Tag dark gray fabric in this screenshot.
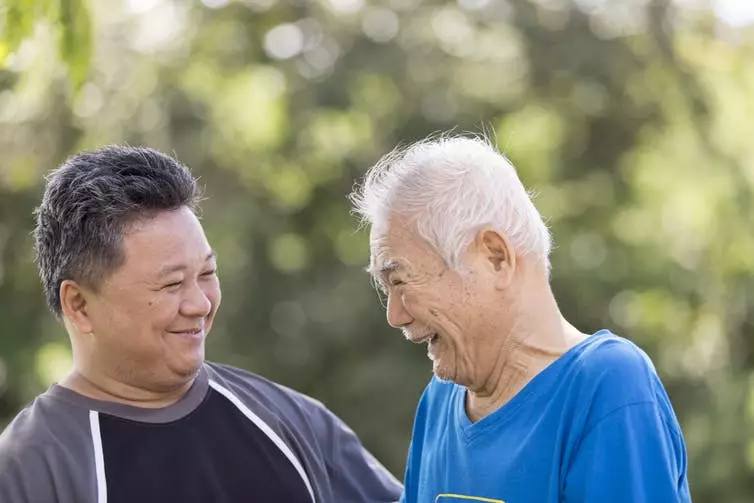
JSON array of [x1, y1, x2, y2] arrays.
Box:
[[0, 362, 402, 503], [47, 362, 210, 423], [0, 384, 98, 503]]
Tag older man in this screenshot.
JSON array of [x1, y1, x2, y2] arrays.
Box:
[[350, 136, 691, 502], [0, 146, 401, 503]]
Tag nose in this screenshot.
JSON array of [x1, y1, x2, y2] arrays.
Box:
[[181, 282, 213, 318], [386, 292, 413, 328]]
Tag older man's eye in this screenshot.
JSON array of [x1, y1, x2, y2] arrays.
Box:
[[391, 279, 405, 287], [163, 281, 182, 290]]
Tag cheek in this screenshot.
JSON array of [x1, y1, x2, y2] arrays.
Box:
[[206, 282, 222, 313], [136, 294, 182, 330], [435, 296, 474, 338], [92, 294, 147, 329], [400, 290, 431, 317], [91, 301, 155, 349], [402, 286, 449, 318]]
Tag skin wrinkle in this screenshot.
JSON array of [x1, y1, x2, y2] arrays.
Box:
[[370, 216, 587, 423]]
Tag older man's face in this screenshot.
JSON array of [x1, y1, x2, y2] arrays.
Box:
[[369, 218, 504, 388], [81, 206, 221, 390]]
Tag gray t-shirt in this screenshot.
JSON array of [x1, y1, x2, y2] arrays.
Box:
[[0, 362, 402, 502]]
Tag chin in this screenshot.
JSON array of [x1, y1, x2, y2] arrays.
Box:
[[183, 359, 204, 374], [434, 363, 474, 388], [432, 361, 458, 384], [173, 352, 205, 378]]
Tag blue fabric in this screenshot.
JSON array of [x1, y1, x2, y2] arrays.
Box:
[[400, 330, 691, 503]]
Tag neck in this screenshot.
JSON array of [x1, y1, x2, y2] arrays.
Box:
[[59, 367, 196, 409], [465, 295, 587, 422]]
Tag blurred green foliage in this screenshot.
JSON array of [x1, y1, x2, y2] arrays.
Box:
[[0, 0, 92, 90], [2, 0, 754, 501]]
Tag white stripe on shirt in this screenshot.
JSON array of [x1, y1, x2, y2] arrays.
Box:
[[208, 380, 315, 502], [89, 410, 108, 503]]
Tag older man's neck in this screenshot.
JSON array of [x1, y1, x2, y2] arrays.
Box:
[[60, 368, 196, 408], [466, 315, 588, 423]]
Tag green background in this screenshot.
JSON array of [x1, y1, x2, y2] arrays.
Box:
[[2, 0, 754, 500]]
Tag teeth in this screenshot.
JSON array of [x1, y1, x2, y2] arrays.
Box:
[[406, 333, 438, 344]]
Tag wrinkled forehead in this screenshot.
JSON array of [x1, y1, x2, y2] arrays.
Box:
[[368, 218, 408, 259], [367, 219, 441, 277], [368, 223, 394, 275]]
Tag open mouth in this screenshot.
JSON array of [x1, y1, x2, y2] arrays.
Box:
[[170, 328, 203, 337], [419, 333, 438, 344], [404, 330, 439, 345]]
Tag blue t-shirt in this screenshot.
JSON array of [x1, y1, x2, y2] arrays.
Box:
[[400, 330, 691, 503]]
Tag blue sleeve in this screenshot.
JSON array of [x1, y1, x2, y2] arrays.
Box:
[[564, 401, 691, 502], [398, 437, 414, 503], [400, 379, 436, 503]]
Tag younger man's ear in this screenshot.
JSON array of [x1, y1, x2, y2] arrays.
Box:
[[59, 280, 94, 334]]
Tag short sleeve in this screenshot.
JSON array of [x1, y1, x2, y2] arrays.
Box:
[[0, 447, 59, 503], [400, 399, 429, 503], [306, 400, 403, 502], [563, 401, 691, 502]]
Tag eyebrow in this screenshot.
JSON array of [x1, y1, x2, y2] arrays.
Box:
[[157, 250, 217, 278], [365, 260, 402, 277]]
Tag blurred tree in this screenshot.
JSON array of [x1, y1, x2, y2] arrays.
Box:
[[1, 0, 753, 501], [0, 0, 93, 91]]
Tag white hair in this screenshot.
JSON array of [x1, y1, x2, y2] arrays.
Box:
[[349, 134, 552, 271]]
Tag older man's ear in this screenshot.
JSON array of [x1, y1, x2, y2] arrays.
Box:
[[474, 227, 516, 290]]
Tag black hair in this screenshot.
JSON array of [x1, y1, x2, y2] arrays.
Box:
[[34, 145, 201, 317]]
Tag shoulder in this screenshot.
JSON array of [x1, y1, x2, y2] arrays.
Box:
[[204, 362, 334, 431], [0, 394, 94, 501], [205, 361, 287, 393], [565, 330, 675, 426], [0, 394, 82, 472], [574, 330, 655, 377], [205, 361, 321, 410], [1, 397, 54, 454], [571, 331, 658, 391], [0, 405, 36, 464]]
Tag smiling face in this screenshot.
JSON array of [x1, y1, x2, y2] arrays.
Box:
[[369, 218, 518, 388], [63, 206, 221, 392]]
